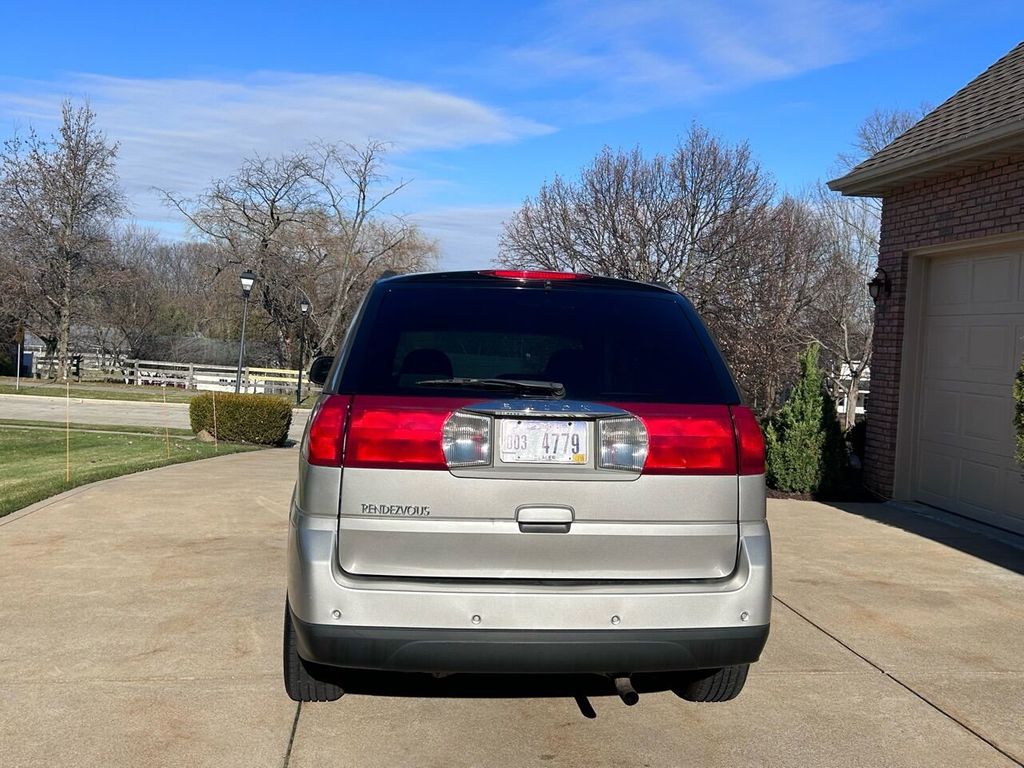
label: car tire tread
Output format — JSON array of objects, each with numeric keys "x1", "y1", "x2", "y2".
[
  {"x1": 283, "y1": 600, "x2": 344, "y2": 702},
  {"x1": 672, "y1": 663, "x2": 748, "y2": 702}
]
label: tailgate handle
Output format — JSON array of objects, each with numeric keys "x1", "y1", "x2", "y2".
[{"x1": 517, "y1": 506, "x2": 573, "y2": 533}]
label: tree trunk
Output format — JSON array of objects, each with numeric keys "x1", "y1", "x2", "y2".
[
  {"x1": 275, "y1": 324, "x2": 289, "y2": 369},
  {"x1": 843, "y1": 372, "x2": 862, "y2": 432},
  {"x1": 57, "y1": 253, "x2": 72, "y2": 381},
  {"x1": 41, "y1": 336, "x2": 57, "y2": 378}
]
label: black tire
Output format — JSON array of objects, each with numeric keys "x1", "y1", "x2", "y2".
[
  {"x1": 671, "y1": 664, "x2": 749, "y2": 703},
  {"x1": 283, "y1": 600, "x2": 344, "y2": 702}
]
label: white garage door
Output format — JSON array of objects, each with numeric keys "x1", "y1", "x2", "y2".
[{"x1": 913, "y1": 250, "x2": 1024, "y2": 532}]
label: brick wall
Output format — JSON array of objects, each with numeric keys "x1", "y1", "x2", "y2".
[{"x1": 864, "y1": 154, "x2": 1024, "y2": 497}]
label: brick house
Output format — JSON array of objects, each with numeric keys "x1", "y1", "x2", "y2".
[{"x1": 829, "y1": 41, "x2": 1024, "y2": 534}]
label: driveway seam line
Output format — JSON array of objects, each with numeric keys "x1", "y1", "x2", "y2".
[
  {"x1": 774, "y1": 595, "x2": 1023, "y2": 767},
  {"x1": 883, "y1": 675, "x2": 1023, "y2": 767},
  {"x1": 772, "y1": 596, "x2": 884, "y2": 672},
  {"x1": 282, "y1": 701, "x2": 301, "y2": 768}
]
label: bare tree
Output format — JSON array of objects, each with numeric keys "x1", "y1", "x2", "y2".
[
  {"x1": 147, "y1": 240, "x2": 228, "y2": 337},
  {"x1": 307, "y1": 141, "x2": 437, "y2": 353},
  {"x1": 86, "y1": 226, "x2": 164, "y2": 361},
  {"x1": 837, "y1": 107, "x2": 929, "y2": 173},
  {"x1": 815, "y1": 107, "x2": 926, "y2": 429},
  {"x1": 0, "y1": 101, "x2": 126, "y2": 379},
  {"x1": 498, "y1": 146, "x2": 676, "y2": 280},
  {"x1": 670, "y1": 125, "x2": 775, "y2": 311},
  {"x1": 499, "y1": 124, "x2": 773, "y2": 301},
  {"x1": 712, "y1": 197, "x2": 828, "y2": 414},
  {"x1": 163, "y1": 151, "x2": 317, "y2": 365},
  {"x1": 810, "y1": 187, "x2": 878, "y2": 429},
  {"x1": 499, "y1": 123, "x2": 804, "y2": 413},
  {"x1": 164, "y1": 140, "x2": 436, "y2": 364}
]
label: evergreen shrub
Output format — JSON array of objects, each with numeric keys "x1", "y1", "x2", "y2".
[
  {"x1": 764, "y1": 344, "x2": 848, "y2": 494},
  {"x1": 189, "y1": 392, "x2": 292, "y2": 446}
]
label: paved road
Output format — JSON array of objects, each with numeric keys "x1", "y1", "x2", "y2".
[
  {"x1": 1, "y1": 449, "x2": 1022, "y2": 767},
  {"x1": 0, "y1": 393, "x2": 310, "y2": 443}
]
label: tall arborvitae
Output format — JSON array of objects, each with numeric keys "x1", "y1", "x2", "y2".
[{"x1": 765, "y1": 344, "x2": 848, "y2": 494}]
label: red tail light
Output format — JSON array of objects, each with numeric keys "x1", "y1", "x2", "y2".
[
  {"x1": 607, "y1": 403, "x2": 748, "y2": 475},
  {"x1": 344, "y1": 396, "x2": 471, "y2": 470},
  {"x1": 730, "y1": 405, "x2": 766, "y2": 475},
  {"x1": 626, "y1": 405, "x2": 737, "y2": 475},
  {"x1": 306, "y1": 395, "x2": 766, "y2": 476},
  {"x1": 483, "y1": 270, "x2": 590, "y2": 281},
  {"x1": 304, "y1": 394, "x2": 351, "y2": 467}
]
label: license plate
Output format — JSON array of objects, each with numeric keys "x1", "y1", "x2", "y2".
[{"x1": 499, "y1": 420, "x2": 589, "y2": 464}]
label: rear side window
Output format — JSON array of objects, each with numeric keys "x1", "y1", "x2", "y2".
[{"x1": 340, "y1": 284, "x2": 733, "y2": 404}]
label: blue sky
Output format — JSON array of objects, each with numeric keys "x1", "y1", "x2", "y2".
[{"x1": 0, "y1": 1, "x2": 1020, "y2": 269}]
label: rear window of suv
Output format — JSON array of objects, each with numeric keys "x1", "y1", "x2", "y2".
[{"x1": 339, "y1": 283, "x2": 733, "y2": 404}]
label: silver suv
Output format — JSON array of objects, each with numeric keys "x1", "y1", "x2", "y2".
[{"x1": 285, "y1": 270, "x2": 770, "y2": 708}]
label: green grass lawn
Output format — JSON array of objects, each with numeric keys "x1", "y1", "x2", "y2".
[
  {"x1": 0, "y1": 425, "x2": 261, "y2": 518},
  {"x1": 0, "y1": 418, "x2": 194, "y2": 436},
  {"x1": 0, "y1": 380, "x2": 200, "y2": 403},
  {"x1": 0, "y1": 379, "x2": 316, "y2": 407}
]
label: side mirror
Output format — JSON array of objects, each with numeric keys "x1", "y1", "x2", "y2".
[{"x1": 307, "y1": 356, "x2": 334, "y2": 386}]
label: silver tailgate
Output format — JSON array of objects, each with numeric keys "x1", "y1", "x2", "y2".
[{"x1": 338, "y1": 469, "x2": 738, "y2": 581}]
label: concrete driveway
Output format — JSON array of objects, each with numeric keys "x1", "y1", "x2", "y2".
[
  {"x1": 1, "y1": 448, "x2": 1021, "y2": 767},
  {"x1": 0, "y1": 393, "x2": 311, "y2": 443}
]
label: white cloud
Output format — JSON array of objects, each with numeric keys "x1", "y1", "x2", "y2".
[
  {"x1": 0, "y1": 3, "x2": 900, "y2": 261},
  {"x1": 0, "y1": 72, "x2": 551, "y2": 223},
  {"x1": 484, "y1": 0, "x2": 895, "y2": 120},
  {"x1": 410, "y1": 204, "x2": 518, "y2": 272}
]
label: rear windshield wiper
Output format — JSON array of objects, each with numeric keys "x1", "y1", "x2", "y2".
[{"x1": 414, "y1": 377, "x2": 566, "y2": 398}]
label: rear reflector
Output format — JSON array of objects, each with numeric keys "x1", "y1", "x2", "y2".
[
  {"x1": 730, "y1": 405, "x2": 766, "y2": 475},
  {"x1": 304, "y1": 394, "x2": 350, "y2": 467},
  {"x1": 483, "y1": 270, "x2": 590, "y2": 281}
]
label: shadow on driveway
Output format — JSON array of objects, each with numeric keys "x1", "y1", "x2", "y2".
[
  {"x1": 822, "y1": 501, "x2": 1024, "y2": 576},
  {"x1": 319, "y1": 670, "x2": 677, "y2": 700}
]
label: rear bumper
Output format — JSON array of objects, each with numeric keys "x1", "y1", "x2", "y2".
[
  {"x1": 292, "y1": 611, "x2": 770, "y2": 673},
  {"x1": 287, "y1": 496, "x2": 772, "y2": 674}
]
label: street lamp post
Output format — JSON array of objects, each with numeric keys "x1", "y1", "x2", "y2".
[
  {"x1": 234, "y1": 270, "x2": 256, "y2": 394},
  {"x1": 296, "y1": 298, "x2": 310, "y2": 405}
]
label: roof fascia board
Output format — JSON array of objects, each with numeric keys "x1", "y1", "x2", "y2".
[{"x1": 828, "y1": 120, "x2": 1024, "y2": 197}]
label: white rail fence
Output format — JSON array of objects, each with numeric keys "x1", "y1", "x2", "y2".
[{"x1": 25, "y1": 347, "x2": 318, "y2": 397}]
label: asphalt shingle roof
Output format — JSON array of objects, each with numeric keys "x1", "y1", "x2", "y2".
[{"x1": 830, "y1": 41, "x2": 1024, "y2": 194}]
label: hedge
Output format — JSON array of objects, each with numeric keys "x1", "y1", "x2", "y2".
[{"x1": 189, "y1": 392, "x2": 292, "y2": 446}]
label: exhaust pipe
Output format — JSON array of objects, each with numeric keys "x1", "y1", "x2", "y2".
[{"x1": 613, "y1": 676, "x2": 639, "y2": 706}]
